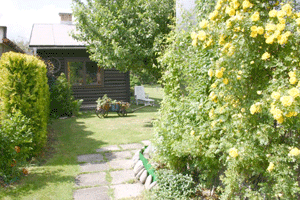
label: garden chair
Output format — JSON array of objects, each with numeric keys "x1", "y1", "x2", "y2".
[{"x1": 134, "y1": 86, "x2": 155, "y2": 106}]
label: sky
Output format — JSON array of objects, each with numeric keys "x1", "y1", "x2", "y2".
[{"x1": 0, "y1": 0, "x2": 74, "y2": 42}]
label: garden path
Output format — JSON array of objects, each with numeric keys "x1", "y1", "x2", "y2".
[{"x1": 73, "y1": 140, "x2": 151, "y2": 200}]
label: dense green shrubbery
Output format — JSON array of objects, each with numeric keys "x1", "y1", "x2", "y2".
[
  {"x1": 151, "y1": 169, "x2": 195, "y2": 200},
  {"x1": 50, "y1": 73, "x2": 83, "y2": 118},
  {"x1": 0, "y1": 52, "x2": 49, "y2": 182},
  {"x1": 0, "y1": 112, "x2": 33, "y2": 183},
  {"x1": 0, "y1": 52, "x2": 50, "y2": 156},
  {"x1": 154, "y1": 0, "x2": 300, "y2": 199}
]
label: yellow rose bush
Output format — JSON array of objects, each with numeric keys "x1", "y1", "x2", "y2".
[{"x1": 154, "y1": 0, "x2": 300, "y2": 199}]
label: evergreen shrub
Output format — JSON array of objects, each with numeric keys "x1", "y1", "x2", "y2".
[
  {"x1": 0, "y1": 52, "x2": 50, "y2": 156},
  {"x1": 154, "y1": 0, "x2": 300, "y2": 198}
]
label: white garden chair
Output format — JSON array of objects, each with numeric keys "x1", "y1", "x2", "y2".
[{"x1": 134, "y1": 86, "x2": 155, "y2": 106}]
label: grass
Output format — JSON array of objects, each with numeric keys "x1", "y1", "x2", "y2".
[{"x1": 0, "y1": 84, "x2": 163, "y2": 200}]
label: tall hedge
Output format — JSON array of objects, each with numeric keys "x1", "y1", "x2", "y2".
[{"x1": 0, "y1": 52, "x2": 50, "y2": 155}]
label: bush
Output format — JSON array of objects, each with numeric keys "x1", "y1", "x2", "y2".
[
  {"x1": 50, "y1": 73, "x2": 82, "y2": 118},
  {"x1": 151, "y1": 169, "x2": 195, "y2": 200},
  {"x1": 154, "y1": 0, "x2": 300, "y2": 199},
  {"x1": 0, "y1": 52, "x2": 50, "y2": 156},
  {"x1": 0, "y1": 111, "x2": 33, "y2": 184}
]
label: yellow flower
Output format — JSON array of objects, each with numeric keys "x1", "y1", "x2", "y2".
[
  {"x1": 238, "y1": 70, "x2": 243, "y2": 75},
  {"x1": 191, "y1": 32, "x2": 197, "y2": 40},
  {"x1": 277, "y1": 23, "x2": 285, "y2": 31},
  {"x1": 226, "y1": 20, "x2": 232, "y2": 29},
  {"x1": 288, "y1": 88, "x2": 300, "y2": 98},
  {"x1": 296, "y1": 18, "x2": 300, "y2": 26},
  {"x1": 271, "y1": 92, "x2": 280, "y2": 100},
  {"x1": 290, "y1": 77, "x2": 297, "y2": 85},
  {"x1": 251, "y1": 11, "x2": 260, "y2": 22},
  {"x1": 219, "y1": 35, "x2": 225, "y2": 45},
  {"x1": 198, "y1": 30, "x2": 206, "y2": 41},
  {"x1": 215, "y1": 2, "x2": 222, "y2": 10},
  {"x1": 241, "y1": 108, "x2": 245, "y2": 112},
  {"x1": 277, "y1": 10, "x2": 286, "y2": 18},
  {"x1": 242, "y1": 0, "x2": 252, "y2": 9},
  {"x1": 209, "y1": 109, "x2": 214, "y2": 119},
  {"x1": 232, "y1": 0, "x2": 240, "y2": 9},
  {"x1": 257, "y1": 27, "x2": 264, "y2": 35},
  {"x1": 250, "y1": 31, "x2": 257, "y2": 38},
  {"x1": 274, "y1": 30, "x2": 281, "y2": 39},
  {"x1": 229, "y1": 148, "x2": 238, "y2": 158},
  {"x1": 200, "y1": 19, "x2": 209, "y2": 29},
  {"x1": 277, "y1": 116, "x2": 284, "y2": 123},
  {"x1": 192, "y1": 39, "x2": 197, "y2": 47},
  {"x1": 261, "y1": 52, "x2": 270, "y2": 60},
  {"x1": 250, "y1": 61, "x2": 254, "y2": 64},
  {"x1": 221, "y1": 67, "x2": 226, "y2": 72},
  {"x1": 266, "y1": 23, "x2": 276, "y2": 31},
  {"x1": 223, "y1": 78, "x2": 229, "y2": 85},
  {"x1": 271, "y1": 107, "x2": 283, "y2": 120},
  {"x1": 289, "y1": 71, "x2": 296, "y2": 78},
  {"x1": 237, "y1": 75, "x2": 241, "y2": 80},
  {"x1": 282, "y1": 4, "x2": 292, "y2": 16},
  {"x1": 280, "y1": 96, "x2": 294, "y2": 107},
  {"x1": 209, "y1": 10, "x2": 219, "y2": 21},
  {"x1": 209, "y1": 92, "x2": 217, "y2": 101},
  {"x1": 208, "y1": 69, "x2": 214, "y2": 77},
  {"x1": 190, "y1": 130, "x2": 195, "y2": 136},
  {"x1": 206, "y1": 38, "x2": 213, "y2": 47},
  {"x1": 286, "y1": 112, "x2": 297, "y2": 118},
  {"x1": 269, "y1": 10, "x2": 278, "y2": 17},
  {"x1": 211, "y1": 83, "x2": 217, "y2": 88},
  {"x1": 226, "y1": 7, "x2": 236, "y2": 16},
  {"x1": 250, "y1": 104, "x2": 257, "y2": 114},
  {"x1": 278, "y1": 17, "x2": 286, "y2": 24},
  {"x1": 289, "y1": 147, "x2": 300, "y2": 156},
  {"x1": 257, "y1": 91, "x2": 262, "y2": 95},
  {"x1": 266, "y1": 35, "x2": 275, "y2": 44},
  {"x1": 215, "y1": 70, "x2": 223, "y2": 78},
  {"x1": 267, "y1": 162, "x2": 275, "y2": 172}
]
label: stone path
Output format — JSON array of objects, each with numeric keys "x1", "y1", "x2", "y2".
[{"x1": 73, "y1": 141, "x2": 149, "y2": 200}]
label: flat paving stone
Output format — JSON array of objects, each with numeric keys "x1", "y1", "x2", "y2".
[
  {"x1": 105, "y1": 151, "x2": 133, "y2": 161},
  {"x1": 141, "y1": 140, "x2": 151, "y2": 146},
  {"x1": 73, "y1": 186, "x2": 110, "y2": 200},
  {"x1": 112, "y1": 183, "x2": 144, "y2": 199},
  {"x1": 119, "y1": 143, "x2": 144, "y2": 150},
  {"x1": 111, "y1": 170, "x2": 135, "y2": 185},
  {"x1": 77, "y1": 154, "x2": 104, "y2": 163},
  {"x1": 75, "y1": 172, "x2": 107, "y2": 187},
  {"x1": 96, "y1": 145, "x2": 120, "y2": 152},
  {"x1": 80, "y1": 162, "x2": 109, "y2": 173},
  {"x1": 109, "y1": 159, "x2": 133, "y2": 170}
]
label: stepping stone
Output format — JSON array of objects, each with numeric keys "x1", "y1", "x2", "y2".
[
  {"x1": 109, "y1": 159, "x2": 133, "y2": 170},
  {"x1": 112, "y1": 183, "x2": 144, "y2": 199},
  {"x1": 80, "y1": 162, "x2": 109, "y2": 173},
  {"x1": 110, "y1": 170, "x2": 135, "y2": 185},
  {"x1": 73, "y1": 186, "x2": 110, "y2": 200},
  {"x1": 105, "y1": 151, "x2": 133, "y2": 161},
  {"x1": 75, "y1": 172, "x2": 107, "y2": 187},
  {"x1": 141, "y1": 140, "x2": 151, "y2": 146},
  {"x1": 77, "y1": 154, "x2": 104, "y2": 163},
  {"x1": 120, "y1": 143, "x2": 144, "y2": 150},
  {"x1": 96, "y1": 145, "x2": 120, "y2": 152}
]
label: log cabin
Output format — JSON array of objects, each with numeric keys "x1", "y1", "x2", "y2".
[{"x1": 29, "y1": 13, "x2": 130, "y2": 107}]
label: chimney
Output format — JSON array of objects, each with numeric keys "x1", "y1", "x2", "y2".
[
  {"x1": 0, "y1": 26, "x2": 7, "y2": 41},
  {"x1": 59, "y1": 13, "x2": 72, "y2": 24}
]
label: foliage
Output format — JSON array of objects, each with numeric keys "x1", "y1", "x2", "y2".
[
  {"x1": 151, "y1": 169, "x2": 195, "y2": 200},
  {"x1": 130, "y1": 73, "x2": 142, "y2": 87},
  {"x1": 0, "y1": 52, "x2": 50, "y2": 156},
  {"x1": 154, "y1": 0, "x2": 300, "y2": 199},
  {"x1": 72, "y1": 0, "x2": 175, "y2": 81},
  {"x1": 50, "y1": 73, "x2": 82, "y2": 118},
  {"x1": 96, "y1": 94, "x2": 116, "y2": 109},
  {"x1": 0, "y1": 112, "x2": 33, "y2": 184}
]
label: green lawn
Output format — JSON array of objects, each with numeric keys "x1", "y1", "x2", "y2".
[{"x1": 0, "y1": 85, "x2": 163, "y2": 200}]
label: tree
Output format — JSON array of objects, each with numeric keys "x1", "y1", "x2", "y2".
[{"x1": 72, "y1": 0, "x2": 175, "y2": 81}]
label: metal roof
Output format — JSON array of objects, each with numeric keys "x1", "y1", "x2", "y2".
[{"x1": 29, "y1": 24, "x2": 86, "y2": 47}]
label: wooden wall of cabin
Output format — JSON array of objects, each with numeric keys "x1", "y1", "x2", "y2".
[{"x1": 37, "y1": 49, "x2": 130, "y2": 105}]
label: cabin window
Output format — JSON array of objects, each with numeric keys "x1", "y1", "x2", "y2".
[{"x1": 67, "y1": 61, "x2": 104, "y2": 86}]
